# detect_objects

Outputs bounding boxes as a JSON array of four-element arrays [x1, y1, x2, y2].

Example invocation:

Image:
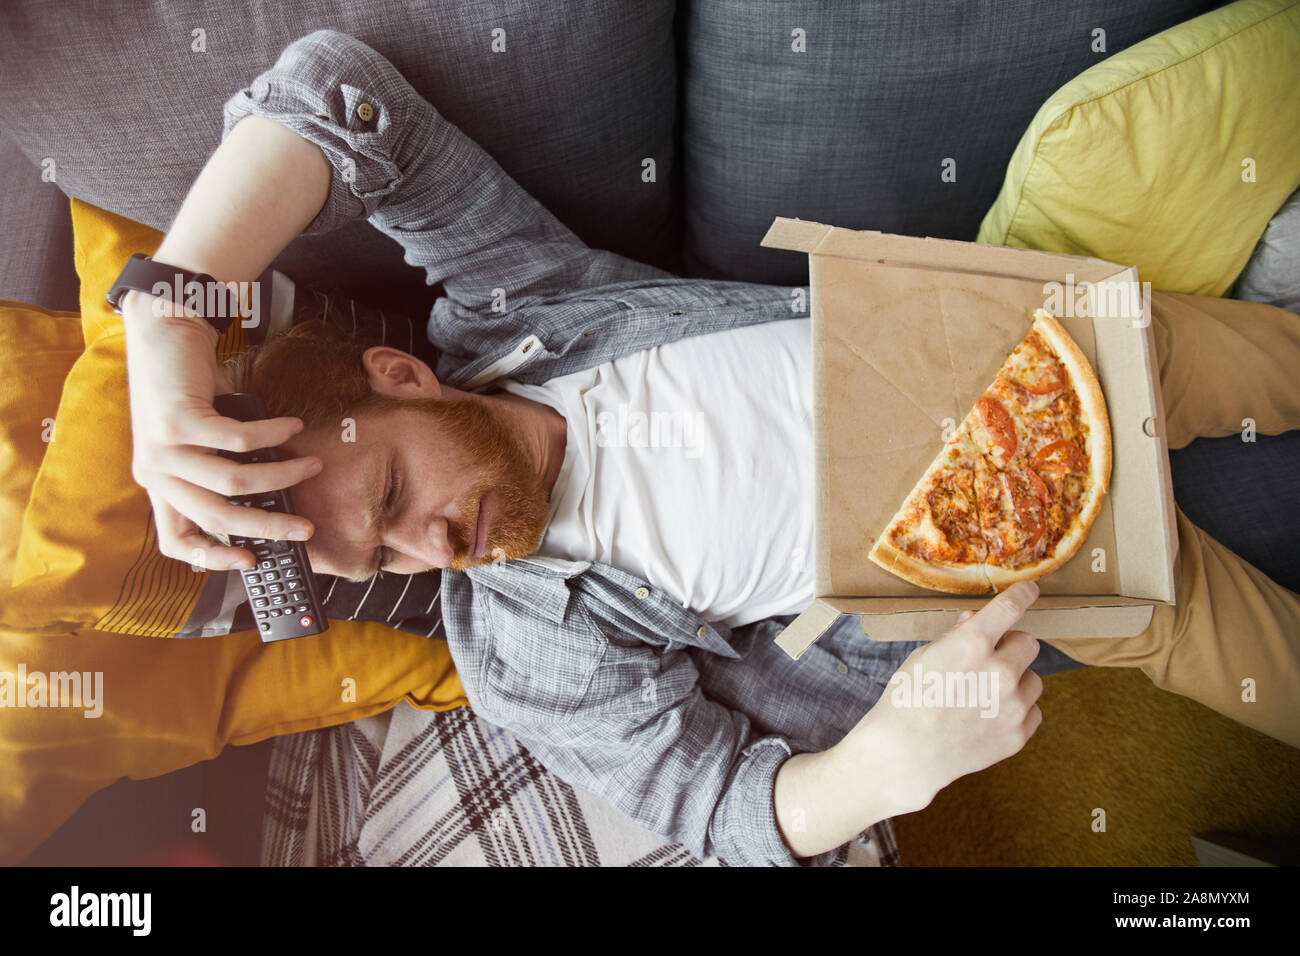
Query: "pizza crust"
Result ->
[[869, 537, 992, 594], [1029, 308, 1112, 503]]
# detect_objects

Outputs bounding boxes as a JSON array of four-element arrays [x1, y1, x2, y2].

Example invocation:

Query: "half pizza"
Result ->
[[868, 309, 1112, 594]]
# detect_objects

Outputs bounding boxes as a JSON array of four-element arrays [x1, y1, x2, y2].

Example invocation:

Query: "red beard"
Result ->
[[393, 395, 552, 572]]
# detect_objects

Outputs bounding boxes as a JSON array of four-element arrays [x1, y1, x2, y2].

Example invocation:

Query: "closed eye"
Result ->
[[375, 465, 402, 576], [374, 463, 397, 574], [387, 466, 401, 511]]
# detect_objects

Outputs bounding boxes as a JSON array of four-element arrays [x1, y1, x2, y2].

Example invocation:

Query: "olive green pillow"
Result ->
[[979, 0, 1300, 296]]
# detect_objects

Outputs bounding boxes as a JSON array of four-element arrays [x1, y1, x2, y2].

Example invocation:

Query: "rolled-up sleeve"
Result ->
[[222, 29, 656, 314], [465, 602, 841, 867], [222, 30, 410, 235]]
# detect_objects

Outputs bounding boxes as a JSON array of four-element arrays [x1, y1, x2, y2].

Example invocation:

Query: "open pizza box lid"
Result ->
[[760, 217, 1178, 660]]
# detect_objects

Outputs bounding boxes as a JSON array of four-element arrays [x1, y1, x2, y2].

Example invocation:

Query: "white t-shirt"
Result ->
[[497, 317, 815, 629]]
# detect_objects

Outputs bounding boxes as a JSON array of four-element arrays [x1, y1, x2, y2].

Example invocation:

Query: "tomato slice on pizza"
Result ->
[[869, 309, 1112, 594]]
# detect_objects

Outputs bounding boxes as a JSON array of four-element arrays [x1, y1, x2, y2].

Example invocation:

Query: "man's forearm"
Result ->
[[773, 721, 922, 859], [122, 114, 329, 324], [157, 113, 328, 280]]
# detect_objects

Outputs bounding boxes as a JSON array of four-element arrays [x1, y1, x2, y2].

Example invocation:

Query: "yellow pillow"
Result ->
[[0, 201, 467, 863], [0, 301, 83, 585], [977, 0, 1300, 296], [7, 200, 224, 621]]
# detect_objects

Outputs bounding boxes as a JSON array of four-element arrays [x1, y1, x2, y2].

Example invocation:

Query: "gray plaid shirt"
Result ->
[[224, 30, 872, 867]]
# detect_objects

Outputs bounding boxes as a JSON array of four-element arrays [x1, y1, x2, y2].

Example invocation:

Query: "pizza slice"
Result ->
[[869, 309, 1111, 594]]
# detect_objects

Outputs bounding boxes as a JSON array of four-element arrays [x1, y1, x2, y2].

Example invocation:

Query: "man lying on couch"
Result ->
[[119, 31, 1300, 865]]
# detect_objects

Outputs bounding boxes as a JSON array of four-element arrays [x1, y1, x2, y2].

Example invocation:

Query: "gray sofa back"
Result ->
[[0, 130, 78, 311], [1, 0, 1221, 313]]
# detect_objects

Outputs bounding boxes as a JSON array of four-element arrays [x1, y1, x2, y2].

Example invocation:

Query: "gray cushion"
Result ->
[[680, 0, 1226, 283], [0, 130, 79, 311], [0, 1, 680, 316], [1234, 187, 1300, 313]]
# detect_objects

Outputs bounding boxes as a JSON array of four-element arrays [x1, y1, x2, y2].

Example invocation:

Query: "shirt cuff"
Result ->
[[720, 737, 841, 867], [220, 29, 413, 235]]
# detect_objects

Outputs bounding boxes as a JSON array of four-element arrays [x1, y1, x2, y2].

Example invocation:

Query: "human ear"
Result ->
[[362, 345, 443, 399]]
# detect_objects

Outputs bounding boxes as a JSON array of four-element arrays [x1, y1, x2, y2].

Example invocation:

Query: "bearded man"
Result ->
[[120, 31, 1300, 866]]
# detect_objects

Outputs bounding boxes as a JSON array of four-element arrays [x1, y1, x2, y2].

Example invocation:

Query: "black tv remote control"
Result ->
[[212, 392, 329, 642]]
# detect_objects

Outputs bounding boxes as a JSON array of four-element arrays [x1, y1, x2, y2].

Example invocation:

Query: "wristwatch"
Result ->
[[106, 253, 235, 336]]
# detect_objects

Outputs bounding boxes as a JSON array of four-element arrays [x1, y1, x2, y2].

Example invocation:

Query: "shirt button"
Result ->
[[357, 102, 374, 122], [836, 662, 849, 675], [634, 586, 650, 599], [250, 79, 270, 102], [697, 625, 709, 640]]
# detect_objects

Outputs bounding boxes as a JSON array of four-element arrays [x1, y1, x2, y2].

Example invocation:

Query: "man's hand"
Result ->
[[845, 580, 1044, 812], [774, 580, 1044, 859], [118, 113, 332, 571], [123, 291, 321, 571]]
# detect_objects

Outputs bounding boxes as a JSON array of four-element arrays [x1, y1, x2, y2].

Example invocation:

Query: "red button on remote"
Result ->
[[299, 615, 313, 628]]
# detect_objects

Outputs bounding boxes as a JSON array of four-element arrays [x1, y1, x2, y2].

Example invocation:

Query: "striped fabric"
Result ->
[[228, 562, 444, 639], [260, 702, 900, 868]]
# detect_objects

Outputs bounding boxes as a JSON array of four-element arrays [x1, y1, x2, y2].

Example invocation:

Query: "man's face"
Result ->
[[283, 389, 552, 582]]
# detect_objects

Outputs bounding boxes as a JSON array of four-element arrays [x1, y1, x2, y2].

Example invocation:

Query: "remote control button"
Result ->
[[284, 568, 299, 579], [259, 560, 275, 570], [268, 583, 283, 594], [299, 615, 313, 628], [248, 573, 261, 583], [265, 570, 279, 581], [255, 610, 268, 620], [296, 604, 309, 613], [253, 597, 268, 608], [250, 586, 265, 596], [260, 622, 271, 633], [278, 556, 293, 566], [272, 595, 286, 605], [287, 580, 300, 591], [251, 538, 266, 545]]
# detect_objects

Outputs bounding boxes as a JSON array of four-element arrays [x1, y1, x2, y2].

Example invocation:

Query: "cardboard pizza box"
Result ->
[[761, 217, 1178, 659]]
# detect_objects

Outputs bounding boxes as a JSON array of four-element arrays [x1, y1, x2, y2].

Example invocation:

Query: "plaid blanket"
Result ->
[[260, 701, 899, 867]]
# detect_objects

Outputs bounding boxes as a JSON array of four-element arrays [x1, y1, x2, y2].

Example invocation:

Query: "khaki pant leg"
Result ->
[[1150, 291, 1300, 450], [1046, 506, 1300, 748]]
